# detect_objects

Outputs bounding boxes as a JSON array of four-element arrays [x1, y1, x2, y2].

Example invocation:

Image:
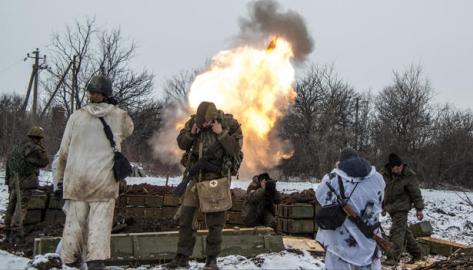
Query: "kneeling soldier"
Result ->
[[241, 173, 281, 228]]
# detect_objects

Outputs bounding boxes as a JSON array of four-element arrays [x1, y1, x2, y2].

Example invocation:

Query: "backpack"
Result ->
[[315, 175, 358, 230], [220, 113, 243, 176]]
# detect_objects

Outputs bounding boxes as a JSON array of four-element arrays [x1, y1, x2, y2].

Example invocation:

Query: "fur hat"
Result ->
[[257, 172, 271, 182], [388, 153, 403, 167]]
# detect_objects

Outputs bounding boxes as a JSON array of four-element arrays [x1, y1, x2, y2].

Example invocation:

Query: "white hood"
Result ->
[[84, 103, 115, 118]]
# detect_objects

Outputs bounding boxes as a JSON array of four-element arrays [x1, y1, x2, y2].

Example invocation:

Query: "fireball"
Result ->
[[187, 36, 296, 175]]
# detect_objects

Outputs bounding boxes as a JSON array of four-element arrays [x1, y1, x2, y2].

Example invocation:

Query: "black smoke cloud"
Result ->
[[237, 0, 314, 62]]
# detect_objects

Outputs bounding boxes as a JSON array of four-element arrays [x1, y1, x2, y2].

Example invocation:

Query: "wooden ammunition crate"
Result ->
[[409, 221, 433, 238], [44, 209, 65, 224], [121, 195, 164, 208], [230, 199, 244, 212], [277, 218, 316, 234], [34, 227, 284, 262], [163, 195, 180, 206], [28, 194, 48, 210], [25, 209, 43, 225], [226, 211, 244, 225], [47, 194, 65, 209], [116, 207, 163, 219], [418, 237, 472, 256], [161, 207, 178, 219], [277, 204, 314, 219]]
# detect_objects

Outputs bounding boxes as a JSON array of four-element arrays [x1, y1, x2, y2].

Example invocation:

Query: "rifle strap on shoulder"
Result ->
[[198, 140, 203, 182], [337, 175, 359, 201]]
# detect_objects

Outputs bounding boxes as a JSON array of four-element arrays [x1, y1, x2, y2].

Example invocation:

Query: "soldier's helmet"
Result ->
[[27, 126, 45, 139], [195, 101, 218, 127], [86, 75, 113, 98]]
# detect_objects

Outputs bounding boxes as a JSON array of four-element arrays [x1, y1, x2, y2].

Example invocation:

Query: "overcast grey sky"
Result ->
[[1, 0, 472, 109]]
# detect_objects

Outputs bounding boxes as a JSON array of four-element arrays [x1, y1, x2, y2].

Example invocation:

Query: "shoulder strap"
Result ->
[[337, 175, 359, 201], [99, 117, 117, 150]]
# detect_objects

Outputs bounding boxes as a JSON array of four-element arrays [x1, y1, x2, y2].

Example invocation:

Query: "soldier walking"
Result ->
[[166, 101, 243, 270], [316, 148, 385, 270], [56, 75, 134, 270], [241, 172, 281, 228], [4, 126, 49, 243], [382, 153, 425, 265]]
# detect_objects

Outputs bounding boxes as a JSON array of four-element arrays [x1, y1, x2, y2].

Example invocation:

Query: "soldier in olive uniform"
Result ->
[[4, 126, 49, 242], [241, 172, 281, 228], [166, 101, 243, 270], [382, 153, 424, 265]]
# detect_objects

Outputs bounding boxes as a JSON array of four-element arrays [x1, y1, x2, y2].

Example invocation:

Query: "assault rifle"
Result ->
[[326, 182, 394, 253]]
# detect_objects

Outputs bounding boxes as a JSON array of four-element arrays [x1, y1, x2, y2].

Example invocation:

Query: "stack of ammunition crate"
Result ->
[[276, 203, 317, 235]]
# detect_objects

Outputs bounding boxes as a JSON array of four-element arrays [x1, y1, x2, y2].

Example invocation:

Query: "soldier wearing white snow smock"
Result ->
[[315, 148, 385, 270], [55, 75, 134, 270]]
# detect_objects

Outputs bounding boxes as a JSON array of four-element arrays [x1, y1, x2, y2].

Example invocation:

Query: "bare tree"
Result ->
[[43, 18, 154, 117], [280, 65, 365, 177], [372, 65, 433, 172]]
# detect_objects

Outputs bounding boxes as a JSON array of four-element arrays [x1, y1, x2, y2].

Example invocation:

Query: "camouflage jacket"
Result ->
[[241, 178, 281, 222], [177, 112, 243, 180], [5, 139, 49, 190], [382, 166, 424, 214]]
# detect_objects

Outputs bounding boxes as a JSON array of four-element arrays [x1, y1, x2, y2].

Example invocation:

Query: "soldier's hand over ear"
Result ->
[[211, 121, 223, 135], [191, 123, 200, 135]]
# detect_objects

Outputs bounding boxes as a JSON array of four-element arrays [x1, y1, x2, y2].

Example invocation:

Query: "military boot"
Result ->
[[86, 260, 105, 270], [4, 229, 12, 243], [163, 254, 190, 269], [203, 256, 218, 270], [8, 230, 24, 244]]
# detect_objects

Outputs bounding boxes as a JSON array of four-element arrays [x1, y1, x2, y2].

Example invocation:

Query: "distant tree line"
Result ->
[[1, 19, 472, 189], [278, 64, 473, 189]]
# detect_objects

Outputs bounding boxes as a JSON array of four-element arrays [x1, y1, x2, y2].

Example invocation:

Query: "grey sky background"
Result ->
[[0, 0, 472, 109]]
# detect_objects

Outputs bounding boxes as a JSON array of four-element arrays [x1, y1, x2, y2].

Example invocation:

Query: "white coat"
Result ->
[[56, 102, 134, 201], [316, 158, 385, 267]]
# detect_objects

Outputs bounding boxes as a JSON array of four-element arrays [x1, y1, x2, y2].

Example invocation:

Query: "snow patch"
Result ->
[[0, 250, 30, 270]]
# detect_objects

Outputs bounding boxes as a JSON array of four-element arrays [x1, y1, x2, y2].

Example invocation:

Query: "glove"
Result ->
[[55, 182, 63, 198]]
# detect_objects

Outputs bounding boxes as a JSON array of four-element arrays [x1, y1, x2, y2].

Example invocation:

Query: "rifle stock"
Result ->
[[373, 234, 395, 253], [341, 204, 394, 253], [326, 181, 394, 253]]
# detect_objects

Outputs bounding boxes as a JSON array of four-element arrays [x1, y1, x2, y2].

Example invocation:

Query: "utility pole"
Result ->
[[24, 48, 48, 120], [355, 97, 359, 151], [71, 55, 77, 114]]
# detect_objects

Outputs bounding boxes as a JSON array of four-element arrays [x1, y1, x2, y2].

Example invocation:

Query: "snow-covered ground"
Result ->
[[381, 188, 473, 244], [0, 250, 31, 270], [1, 170, 473, 269], [0, 249, 323, 270]]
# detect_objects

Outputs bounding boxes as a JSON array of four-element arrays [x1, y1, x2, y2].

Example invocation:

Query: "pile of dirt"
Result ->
[[0, 223, 63, 257], [125, 184, 174, 196], [416, 252, 473, 269], [280, 189, 315, 205], [231, 188, 247, 200]]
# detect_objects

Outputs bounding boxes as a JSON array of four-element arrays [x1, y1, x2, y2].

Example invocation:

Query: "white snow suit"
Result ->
[[56, 102, 133, 263], [316, 157, 385, 270]]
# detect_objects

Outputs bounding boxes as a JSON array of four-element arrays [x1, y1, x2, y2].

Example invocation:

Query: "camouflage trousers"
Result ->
[[388, 211, 421, 260], [4, 187, 33, 233], [244, 210, 276, 229], [177, 183, 226, 257]]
